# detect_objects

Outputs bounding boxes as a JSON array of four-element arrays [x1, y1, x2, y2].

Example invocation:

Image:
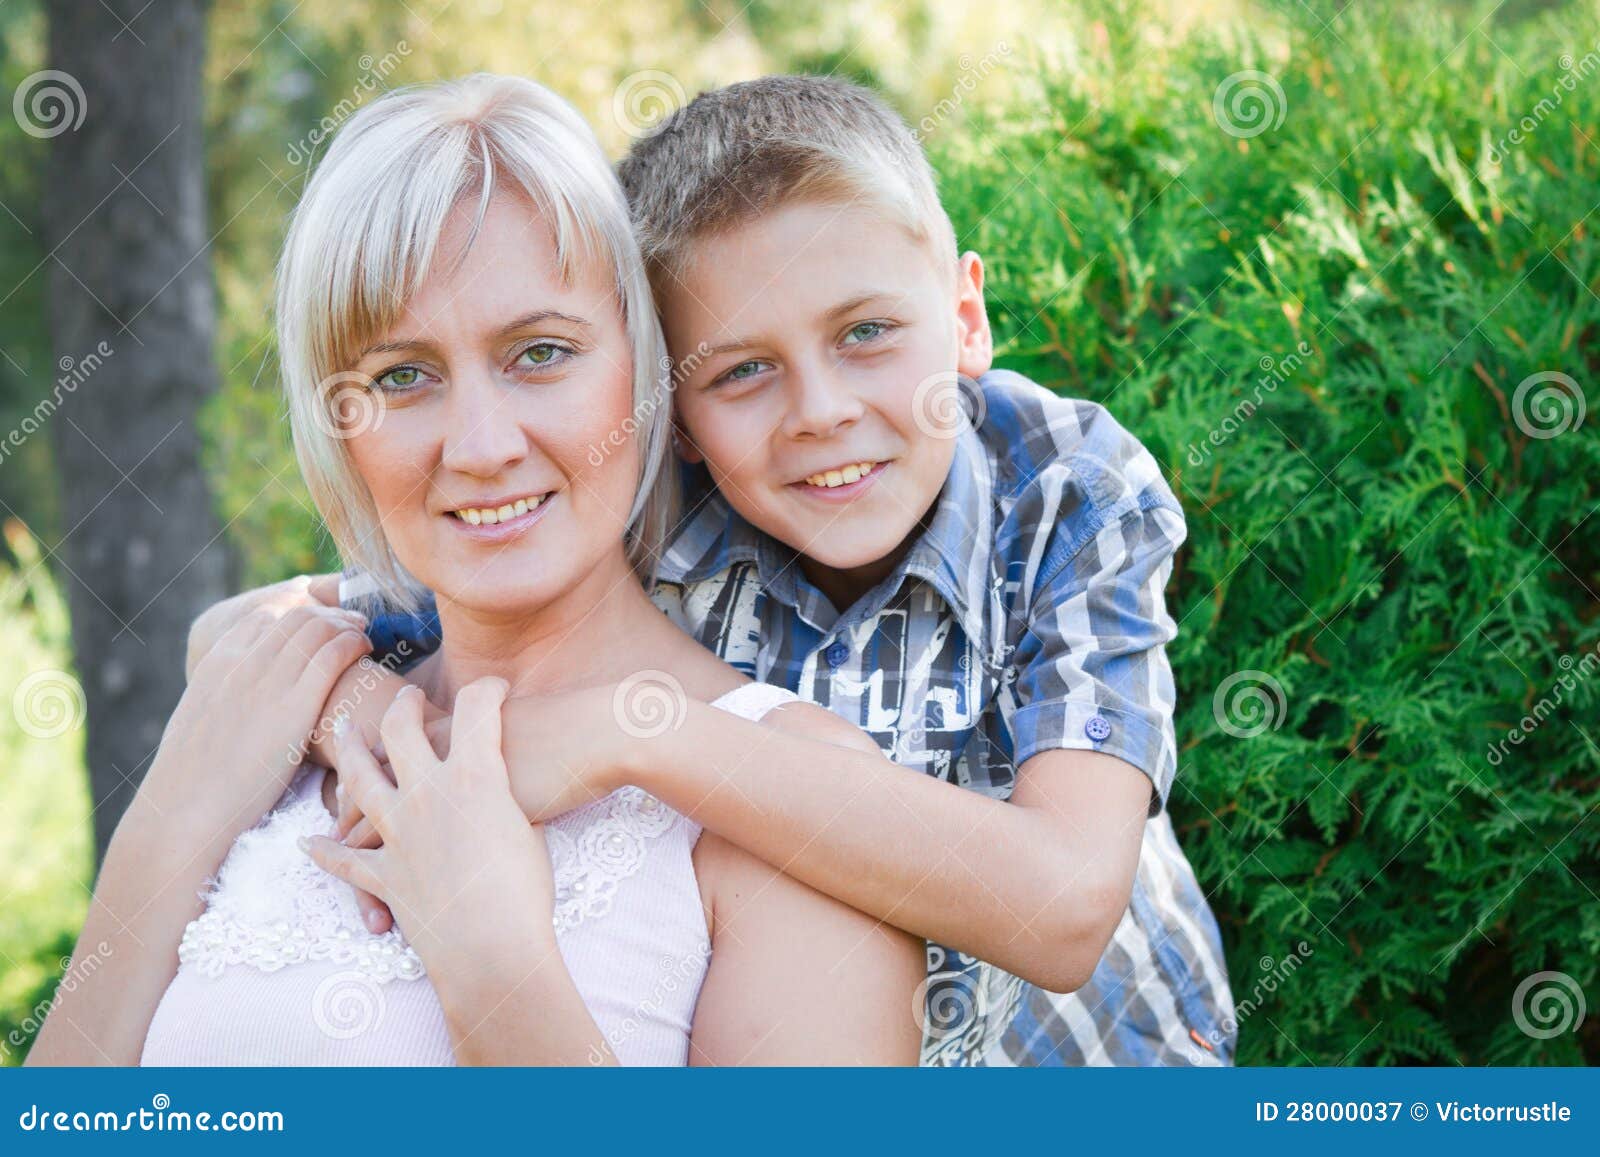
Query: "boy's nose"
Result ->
[[781, 366, 865, 441], [440, 372, 530, 477]]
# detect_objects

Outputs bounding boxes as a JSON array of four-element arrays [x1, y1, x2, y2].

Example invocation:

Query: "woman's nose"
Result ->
[[440, 373, 530, 477]]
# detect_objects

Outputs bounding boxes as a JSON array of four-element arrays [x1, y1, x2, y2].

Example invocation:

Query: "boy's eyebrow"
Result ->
[[358, 310, 592, 358], [823, 291, 898, 320], [696, 292, 901, 360]]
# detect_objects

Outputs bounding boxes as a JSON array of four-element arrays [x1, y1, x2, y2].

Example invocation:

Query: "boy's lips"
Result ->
[[788, 460, 889, 503]]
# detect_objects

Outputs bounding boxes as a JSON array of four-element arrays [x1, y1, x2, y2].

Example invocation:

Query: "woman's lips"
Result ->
[[789, 460, 889, 503], [445, 493, 555, 542]]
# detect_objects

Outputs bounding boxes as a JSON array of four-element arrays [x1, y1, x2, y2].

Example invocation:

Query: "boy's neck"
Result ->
[[797, 504, 936, 612]]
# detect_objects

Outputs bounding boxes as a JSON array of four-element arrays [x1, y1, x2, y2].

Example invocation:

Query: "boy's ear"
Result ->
[[954, 251, 994, 381], [672, 420, 704, 464]]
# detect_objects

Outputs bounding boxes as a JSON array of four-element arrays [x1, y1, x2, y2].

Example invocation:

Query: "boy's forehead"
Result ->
[[660, 199, 945, 336]]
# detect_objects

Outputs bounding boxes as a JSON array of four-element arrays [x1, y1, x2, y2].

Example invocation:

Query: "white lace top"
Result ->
[[139, 681, 800, 1066]]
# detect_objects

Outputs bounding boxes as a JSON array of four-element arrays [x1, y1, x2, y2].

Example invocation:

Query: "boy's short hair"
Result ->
[[617, 74, 958, 288]]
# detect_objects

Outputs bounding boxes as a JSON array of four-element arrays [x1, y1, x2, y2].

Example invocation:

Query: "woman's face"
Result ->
[[342, 193, 640, 618]]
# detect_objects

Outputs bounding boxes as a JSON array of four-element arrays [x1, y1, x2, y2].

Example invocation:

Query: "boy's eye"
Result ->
[[842, 320, 890, 345], [719, 360, 771, 385], [374, 365, 424, 391]]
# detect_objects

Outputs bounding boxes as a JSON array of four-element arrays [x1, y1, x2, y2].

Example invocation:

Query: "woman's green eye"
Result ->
[[844, 321, 886, 344], [376, 366, 421, 390], [520, 343, 562, 367]]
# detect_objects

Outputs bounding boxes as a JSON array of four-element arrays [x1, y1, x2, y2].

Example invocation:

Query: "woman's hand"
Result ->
[[304, 680, 559, 989], [339, 684, 629, 850], [136, 604, 373, 858]]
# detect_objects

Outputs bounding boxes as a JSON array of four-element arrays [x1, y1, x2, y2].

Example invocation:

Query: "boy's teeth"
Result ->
[[805, 462, 877, 488], [453, 494, 545, 524]]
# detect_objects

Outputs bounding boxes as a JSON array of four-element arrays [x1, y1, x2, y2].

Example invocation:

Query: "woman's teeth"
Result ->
[[804, 461, 878, 488], [452, 494, 546, 526]]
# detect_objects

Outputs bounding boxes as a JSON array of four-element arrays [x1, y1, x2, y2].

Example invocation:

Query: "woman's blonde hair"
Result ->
[[277, 73, 674, 612]]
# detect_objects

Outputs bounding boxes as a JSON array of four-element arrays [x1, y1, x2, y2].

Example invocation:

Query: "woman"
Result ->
[[27, 74, 922, 1066]]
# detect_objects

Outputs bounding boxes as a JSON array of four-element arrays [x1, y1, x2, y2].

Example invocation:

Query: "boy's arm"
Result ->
[[605, 700, 1148, 994]]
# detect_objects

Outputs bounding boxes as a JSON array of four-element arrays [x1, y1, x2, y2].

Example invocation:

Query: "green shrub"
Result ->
[[929, 1, 1600, 1063]]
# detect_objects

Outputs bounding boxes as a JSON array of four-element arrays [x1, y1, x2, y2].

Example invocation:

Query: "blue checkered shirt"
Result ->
[[363, 369, 1235, 1065]]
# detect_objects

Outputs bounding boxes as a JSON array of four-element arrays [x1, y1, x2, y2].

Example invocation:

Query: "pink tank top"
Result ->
[[139, 682, 799, 1066]]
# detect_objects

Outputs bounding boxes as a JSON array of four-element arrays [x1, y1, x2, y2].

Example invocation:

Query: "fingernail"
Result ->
[[335, 783, 347, 804], [365, 910, 384, 932], [332, 715, 349, 738]]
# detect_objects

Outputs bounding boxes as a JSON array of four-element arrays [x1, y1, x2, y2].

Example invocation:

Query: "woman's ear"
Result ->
[[953, 251, 994, 381]]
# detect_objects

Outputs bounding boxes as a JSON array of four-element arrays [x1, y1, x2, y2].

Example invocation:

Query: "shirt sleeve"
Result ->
[[343, 581, 443, 671], [1004, 498, 1187, 813]]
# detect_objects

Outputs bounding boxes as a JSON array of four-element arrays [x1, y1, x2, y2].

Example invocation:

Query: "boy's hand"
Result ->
[[187, 573, 347, 678], [339, 686, 627, 841]]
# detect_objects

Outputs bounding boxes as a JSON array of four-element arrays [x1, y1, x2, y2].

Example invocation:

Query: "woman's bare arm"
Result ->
[[689, 830, 924, 1066]]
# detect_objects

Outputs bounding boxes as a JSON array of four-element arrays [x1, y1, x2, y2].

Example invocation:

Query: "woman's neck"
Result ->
[[416, 549, 672, 704]]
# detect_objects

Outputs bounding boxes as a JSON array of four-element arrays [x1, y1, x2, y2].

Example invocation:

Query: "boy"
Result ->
[[197, 75, 1233, 1065]]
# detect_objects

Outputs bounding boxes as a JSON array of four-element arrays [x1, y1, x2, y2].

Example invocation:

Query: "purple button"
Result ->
[[1085, 715, 1112, 742]]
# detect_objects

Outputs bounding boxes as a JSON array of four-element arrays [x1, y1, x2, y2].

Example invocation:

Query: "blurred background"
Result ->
[[1, 0, 1596, 1065]]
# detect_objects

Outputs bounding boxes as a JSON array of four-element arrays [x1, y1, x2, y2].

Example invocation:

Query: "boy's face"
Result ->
[[661, 200, 992, 595]]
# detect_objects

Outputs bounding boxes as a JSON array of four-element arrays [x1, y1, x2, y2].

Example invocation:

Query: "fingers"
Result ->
[[353, 887, 395, 935], [342, 815, 382, 850], [306, 572, 343, 607], [334, 724, 398, 830], [378, 685, 437, 786], [447, 677, 509, 767], [300, 835, 385, 899], [303, 628, 372, 698]]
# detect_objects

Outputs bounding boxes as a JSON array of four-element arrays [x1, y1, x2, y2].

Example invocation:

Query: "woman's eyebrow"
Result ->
[[357, 310, 593, 359], [496, 309, 593, 334]]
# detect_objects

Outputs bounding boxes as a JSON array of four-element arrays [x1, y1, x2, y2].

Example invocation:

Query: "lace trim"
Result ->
[[178, 683, 792, 973], [176, 766, 427, 984], [546, 786, 681, 934]]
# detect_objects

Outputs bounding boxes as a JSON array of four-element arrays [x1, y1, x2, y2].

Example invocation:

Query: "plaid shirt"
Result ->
[[363, 369, 1235, 1065]]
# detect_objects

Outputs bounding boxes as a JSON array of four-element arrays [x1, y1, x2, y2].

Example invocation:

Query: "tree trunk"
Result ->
[[41, 0, 230, 861]]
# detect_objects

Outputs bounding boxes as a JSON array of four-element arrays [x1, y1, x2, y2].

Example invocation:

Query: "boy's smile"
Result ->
[[662, 200, 993, 607]]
